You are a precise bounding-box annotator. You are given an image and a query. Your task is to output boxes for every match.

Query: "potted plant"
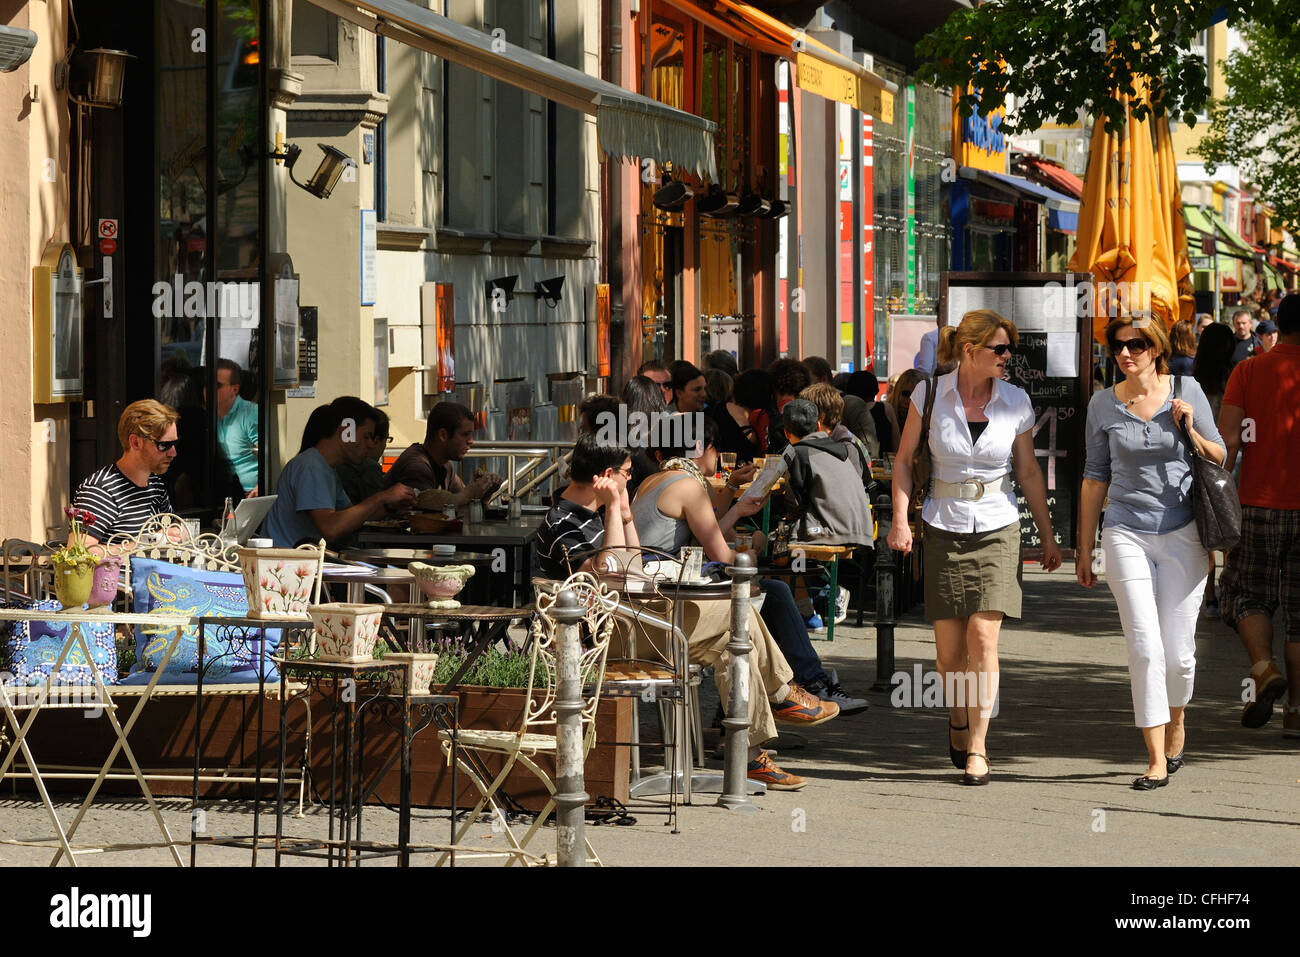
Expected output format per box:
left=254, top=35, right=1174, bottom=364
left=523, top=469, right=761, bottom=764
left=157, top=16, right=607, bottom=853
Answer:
left=51, top=507, right=98, bottom=610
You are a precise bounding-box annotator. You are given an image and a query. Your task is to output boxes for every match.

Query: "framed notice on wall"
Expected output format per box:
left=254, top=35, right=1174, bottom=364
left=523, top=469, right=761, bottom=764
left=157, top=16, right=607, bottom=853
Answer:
left=360, top=209, right=377, bottom=306
left=272, top=276, right=300, bottom=389
left=32, top=244, right=84, bottom=402
left=940, top=272, right=1093, bottom=556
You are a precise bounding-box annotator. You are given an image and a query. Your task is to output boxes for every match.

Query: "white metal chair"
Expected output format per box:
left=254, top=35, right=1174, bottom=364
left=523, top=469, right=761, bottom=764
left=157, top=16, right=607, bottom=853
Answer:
left=436, top=571, right=617, bottom=866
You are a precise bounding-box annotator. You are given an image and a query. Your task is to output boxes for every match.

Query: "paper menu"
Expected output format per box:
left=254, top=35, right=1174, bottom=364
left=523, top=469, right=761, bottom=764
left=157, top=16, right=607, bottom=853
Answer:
left=739, top=456, right=788, bottom=503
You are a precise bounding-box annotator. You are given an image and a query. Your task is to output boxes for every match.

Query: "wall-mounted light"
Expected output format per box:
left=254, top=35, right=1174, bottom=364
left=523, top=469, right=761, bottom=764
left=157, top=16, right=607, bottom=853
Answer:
left=485, top=275, right=518, bottom=311
left=70, top=48, right=135, bottom=109
left=0, top=25, right=37, bottom=73
left=534, top=276, right=565, bottom=308
left=653, top=177, right=693, bottom=211
left=269, top=135, right=356, bottom=200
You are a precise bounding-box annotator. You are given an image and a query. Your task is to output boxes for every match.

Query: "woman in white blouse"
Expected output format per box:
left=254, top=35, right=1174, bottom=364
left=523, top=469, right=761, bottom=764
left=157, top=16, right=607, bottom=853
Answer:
left=889, top=309, right=1062, bottom=785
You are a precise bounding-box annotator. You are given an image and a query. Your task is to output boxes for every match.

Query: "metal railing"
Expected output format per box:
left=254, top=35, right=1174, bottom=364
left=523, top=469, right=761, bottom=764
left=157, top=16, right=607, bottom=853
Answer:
left=387, top=441, right=574, bottom=507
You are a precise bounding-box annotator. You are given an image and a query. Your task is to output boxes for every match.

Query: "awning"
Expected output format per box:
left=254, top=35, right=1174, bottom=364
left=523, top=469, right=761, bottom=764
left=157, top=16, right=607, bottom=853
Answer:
left=659, top=0, right=897, bottom=121
left=960, top=168, right=1080, bottom=231
left=305, top=0, right=718, bottom=179
left=1271, top=255, right=1299, bottom=273
left=1018, top=157, right=1084, bottom=200
left=1183, top=205, right=1254, bottom=262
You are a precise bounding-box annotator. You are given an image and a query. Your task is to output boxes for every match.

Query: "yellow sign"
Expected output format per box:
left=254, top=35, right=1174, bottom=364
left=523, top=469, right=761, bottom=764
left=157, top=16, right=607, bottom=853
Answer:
left=952, top=88, right=1007, bottom=173
left=795, top=52, right=894, bottom=124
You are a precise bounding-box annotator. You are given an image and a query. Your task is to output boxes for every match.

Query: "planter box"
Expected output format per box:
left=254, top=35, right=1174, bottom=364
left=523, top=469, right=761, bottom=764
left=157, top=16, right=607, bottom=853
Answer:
left=11, top=684, right=632, bottom=811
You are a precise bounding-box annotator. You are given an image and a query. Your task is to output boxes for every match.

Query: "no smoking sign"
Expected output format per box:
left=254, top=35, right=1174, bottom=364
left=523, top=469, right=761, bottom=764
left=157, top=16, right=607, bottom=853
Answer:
left=98, top=218, right=118, bottom=239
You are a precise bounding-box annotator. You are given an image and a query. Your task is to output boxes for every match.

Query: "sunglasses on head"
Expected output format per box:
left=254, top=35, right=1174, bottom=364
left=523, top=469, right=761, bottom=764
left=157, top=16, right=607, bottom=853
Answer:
left=983, top=343, right=1015, bottom=356
left=1109, top=337, right=1151, bottom=356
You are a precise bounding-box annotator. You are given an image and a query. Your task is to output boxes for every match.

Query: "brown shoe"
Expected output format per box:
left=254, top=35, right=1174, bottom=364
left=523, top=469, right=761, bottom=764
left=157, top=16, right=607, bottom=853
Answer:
left=746, top=751, right=807, bottom=790
left=772, top=685, right=840, bottom=726
left=1242, top=663, right=1288, bottom=728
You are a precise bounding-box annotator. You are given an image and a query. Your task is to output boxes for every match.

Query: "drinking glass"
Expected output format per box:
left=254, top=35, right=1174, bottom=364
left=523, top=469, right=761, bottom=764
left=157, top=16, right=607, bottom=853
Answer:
left=720, top=452, right=737, bottom=474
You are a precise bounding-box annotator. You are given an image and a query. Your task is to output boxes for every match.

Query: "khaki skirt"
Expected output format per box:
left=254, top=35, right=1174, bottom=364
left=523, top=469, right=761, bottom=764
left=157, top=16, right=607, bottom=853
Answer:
left=923, top=520, right=1023, bottom=622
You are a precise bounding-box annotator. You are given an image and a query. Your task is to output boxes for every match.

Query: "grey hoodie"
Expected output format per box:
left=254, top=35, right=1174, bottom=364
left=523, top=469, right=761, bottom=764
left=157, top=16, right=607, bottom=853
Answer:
left=782, top=433, right=875, bottom=548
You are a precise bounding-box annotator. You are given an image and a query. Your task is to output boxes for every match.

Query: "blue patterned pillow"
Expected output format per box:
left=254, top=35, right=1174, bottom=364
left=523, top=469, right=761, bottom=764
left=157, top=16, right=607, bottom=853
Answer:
left=5, top=598, right=117, bottom=686
left=120, top=559, right=281, bottom=684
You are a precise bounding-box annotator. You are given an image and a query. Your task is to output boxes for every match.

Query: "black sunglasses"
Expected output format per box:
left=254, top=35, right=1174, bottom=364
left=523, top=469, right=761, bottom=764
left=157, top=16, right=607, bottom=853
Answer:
left=151, top=439, right=179, bottom=452
left=1110, top=337, right=1151, bottom=356
left=983, top=343, right=1015, bottom=356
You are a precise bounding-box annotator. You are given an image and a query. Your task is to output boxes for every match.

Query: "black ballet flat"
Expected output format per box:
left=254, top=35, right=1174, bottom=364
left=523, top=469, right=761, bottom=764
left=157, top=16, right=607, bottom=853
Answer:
left=1132, top=774, right=1169, bottom=791
left=961, top=752, right=990, bottom=786
left=1165, top=751, right=1185, bottom=775
left=948, top=719, right=969, bottom=771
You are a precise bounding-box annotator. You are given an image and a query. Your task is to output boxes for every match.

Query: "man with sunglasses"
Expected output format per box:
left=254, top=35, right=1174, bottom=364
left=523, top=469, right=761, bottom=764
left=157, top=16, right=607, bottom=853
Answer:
left=73, top=399, right=180, bottom=545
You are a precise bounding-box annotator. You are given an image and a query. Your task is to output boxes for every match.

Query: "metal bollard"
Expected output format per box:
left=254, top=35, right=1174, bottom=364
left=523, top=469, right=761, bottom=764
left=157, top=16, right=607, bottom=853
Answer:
left=872, top=526, right=898, bottom=693
left=718, top=551, right=758, bottom=812
left=552, top=589, right=589, bottom=866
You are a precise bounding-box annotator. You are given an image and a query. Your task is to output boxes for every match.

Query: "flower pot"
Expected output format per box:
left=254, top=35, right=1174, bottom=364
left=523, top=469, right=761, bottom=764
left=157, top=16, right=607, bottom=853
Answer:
left=86, top=556, right=122, bottom=609
left=53, top=561, right=95, bottom=610
left=308, top=603, right=385, bottom=662
left=237, top=547, right=322, bottom=618
left=384, top=652, right=439, bottom=696
left=409, top=562, right=475, bottom=609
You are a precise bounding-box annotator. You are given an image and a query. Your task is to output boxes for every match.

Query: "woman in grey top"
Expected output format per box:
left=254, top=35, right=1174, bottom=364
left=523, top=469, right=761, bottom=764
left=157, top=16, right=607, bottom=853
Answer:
left=1078, top=317, right=1225, bottom=791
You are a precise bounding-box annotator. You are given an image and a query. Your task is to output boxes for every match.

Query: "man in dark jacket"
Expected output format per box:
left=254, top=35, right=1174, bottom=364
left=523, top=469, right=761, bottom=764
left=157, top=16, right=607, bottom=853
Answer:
left=780, top=399, right=874, bottom=548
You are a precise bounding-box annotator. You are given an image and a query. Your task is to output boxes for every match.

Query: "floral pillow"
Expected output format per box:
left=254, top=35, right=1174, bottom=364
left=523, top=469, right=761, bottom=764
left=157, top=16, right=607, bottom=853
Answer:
left=4, top=598, right=117, bottom=686
left=120, top=559, right=281, bottom=685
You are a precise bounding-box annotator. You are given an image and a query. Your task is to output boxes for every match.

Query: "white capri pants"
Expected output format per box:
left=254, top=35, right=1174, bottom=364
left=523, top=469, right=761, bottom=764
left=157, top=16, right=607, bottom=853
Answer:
left=1102, top=521, right=1207, bottom=728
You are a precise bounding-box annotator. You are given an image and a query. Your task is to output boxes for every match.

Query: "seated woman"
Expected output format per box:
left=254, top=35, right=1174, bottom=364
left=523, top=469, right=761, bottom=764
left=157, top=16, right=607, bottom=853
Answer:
left=632, top=417, right=869, bottom=716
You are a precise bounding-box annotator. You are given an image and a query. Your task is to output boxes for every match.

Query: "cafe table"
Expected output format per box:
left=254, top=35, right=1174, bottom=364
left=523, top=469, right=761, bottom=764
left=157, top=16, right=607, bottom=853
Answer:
left=357, top=514, right=544, bottom=608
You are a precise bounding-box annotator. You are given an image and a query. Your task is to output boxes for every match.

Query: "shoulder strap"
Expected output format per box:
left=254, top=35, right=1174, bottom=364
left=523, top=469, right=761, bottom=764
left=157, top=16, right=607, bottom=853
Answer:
left=1172, top=375, right=1196, bottom=462
left=918, top=375, right=939, bottom=449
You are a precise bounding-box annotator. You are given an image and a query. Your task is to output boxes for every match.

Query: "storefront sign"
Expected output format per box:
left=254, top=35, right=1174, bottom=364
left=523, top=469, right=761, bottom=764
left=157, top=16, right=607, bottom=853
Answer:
left=795, top=52, right=894, bottom=123
left=953, top=87, right=1007, bottom=173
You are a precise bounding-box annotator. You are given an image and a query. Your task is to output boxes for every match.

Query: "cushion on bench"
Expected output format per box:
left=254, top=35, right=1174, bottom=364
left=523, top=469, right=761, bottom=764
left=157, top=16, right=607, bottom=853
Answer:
left=3, top=598, right=117, bottom=686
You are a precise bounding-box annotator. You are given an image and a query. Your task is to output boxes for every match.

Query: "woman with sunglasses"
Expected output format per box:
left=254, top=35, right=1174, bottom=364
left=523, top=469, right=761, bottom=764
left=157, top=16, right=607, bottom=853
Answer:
left=889, top=309, right=1062, bottom=785
left=1077, top=317, right=1225, bottom=790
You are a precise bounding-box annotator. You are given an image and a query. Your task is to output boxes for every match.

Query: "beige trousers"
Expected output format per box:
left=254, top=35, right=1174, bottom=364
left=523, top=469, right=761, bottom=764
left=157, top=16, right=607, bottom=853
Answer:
left=619, top=596, right=794, bottom=746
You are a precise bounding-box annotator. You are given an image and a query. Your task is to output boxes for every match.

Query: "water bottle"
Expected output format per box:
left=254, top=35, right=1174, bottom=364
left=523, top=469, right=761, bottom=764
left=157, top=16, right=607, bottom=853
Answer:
left=219, top=497, right=237, bottom=548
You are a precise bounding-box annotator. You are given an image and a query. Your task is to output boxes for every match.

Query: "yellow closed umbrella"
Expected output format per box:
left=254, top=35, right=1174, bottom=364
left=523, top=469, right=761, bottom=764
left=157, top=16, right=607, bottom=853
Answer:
left=1068, top=85, right=1172, bottom=342
left=1153, top=118, right=1196, bottom=323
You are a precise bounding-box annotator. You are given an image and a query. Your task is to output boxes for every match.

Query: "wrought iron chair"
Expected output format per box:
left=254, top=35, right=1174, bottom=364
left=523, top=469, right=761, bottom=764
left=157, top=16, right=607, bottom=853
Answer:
left=435, top=571, right=617, bottom=866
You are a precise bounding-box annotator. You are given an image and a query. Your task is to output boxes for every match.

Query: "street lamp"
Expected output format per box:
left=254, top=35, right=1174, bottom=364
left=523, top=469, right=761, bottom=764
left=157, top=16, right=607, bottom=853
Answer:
left=69, top=49, right=135, bottom=109
left=269, top=136, right=356, bottom=200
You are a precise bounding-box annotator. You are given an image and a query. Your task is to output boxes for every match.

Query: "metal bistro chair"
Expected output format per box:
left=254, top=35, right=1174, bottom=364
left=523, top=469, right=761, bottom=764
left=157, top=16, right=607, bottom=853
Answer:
left=435, top=572, right=617, bottom=866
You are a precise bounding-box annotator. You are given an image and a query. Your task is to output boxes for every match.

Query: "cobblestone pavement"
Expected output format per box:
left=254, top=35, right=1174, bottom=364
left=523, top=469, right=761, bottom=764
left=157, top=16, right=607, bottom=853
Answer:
left=1, top=567, right=1296, bottom=867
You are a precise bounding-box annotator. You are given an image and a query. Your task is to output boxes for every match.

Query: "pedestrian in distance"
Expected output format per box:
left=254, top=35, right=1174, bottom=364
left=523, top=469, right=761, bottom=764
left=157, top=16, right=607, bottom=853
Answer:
left=1077, top=317, right=1226, bottom=790
left=889, top=309, right=1062, bottom=786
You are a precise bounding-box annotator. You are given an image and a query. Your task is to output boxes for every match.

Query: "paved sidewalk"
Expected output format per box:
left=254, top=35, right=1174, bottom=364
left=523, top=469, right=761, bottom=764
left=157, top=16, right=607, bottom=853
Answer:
left=1, top=566, right=1296, bottom=867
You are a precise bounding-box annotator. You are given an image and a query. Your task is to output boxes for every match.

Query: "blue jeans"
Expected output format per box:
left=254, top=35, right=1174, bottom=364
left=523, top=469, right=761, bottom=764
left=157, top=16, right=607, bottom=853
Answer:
left=759, top=577, right=829, bottom=689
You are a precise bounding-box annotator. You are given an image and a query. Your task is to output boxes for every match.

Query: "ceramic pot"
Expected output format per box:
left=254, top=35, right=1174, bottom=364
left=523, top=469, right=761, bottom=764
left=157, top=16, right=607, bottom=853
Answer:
left=86, top=556, right=122, bottom=608
left=53, top=561, right=95, bottom=610
left=408, top=562, right=476, bottom=609
left=308, top=603, right=385, bottom=662
left=237, top=546, right=322, bottom=618
left=384, top=652, right=439, bottom=696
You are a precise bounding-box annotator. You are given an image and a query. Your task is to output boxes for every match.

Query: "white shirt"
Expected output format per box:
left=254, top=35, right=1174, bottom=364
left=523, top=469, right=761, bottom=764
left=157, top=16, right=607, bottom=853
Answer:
left=910, top=370, right=1035, bottom=533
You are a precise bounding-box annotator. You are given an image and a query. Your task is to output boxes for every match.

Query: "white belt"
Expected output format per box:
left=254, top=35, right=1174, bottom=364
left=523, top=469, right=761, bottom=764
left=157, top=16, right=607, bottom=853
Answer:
left=930, top=474, right=1014, bottom=501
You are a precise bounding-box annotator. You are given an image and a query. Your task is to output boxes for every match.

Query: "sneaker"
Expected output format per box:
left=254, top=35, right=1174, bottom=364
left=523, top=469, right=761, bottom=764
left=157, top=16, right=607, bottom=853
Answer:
left=746, top=751, right=806, bottom=790
left=772, top=685, right=840, bottom=726
left=1241, top=662, right=1288, bottom=728
left=807, top=669, right=869, bottom=715
left=1284, top=708, right=1300, bottom=740
left=804, top=612, right=825, bottom=633
left=833, top=587, right=850, bottom=625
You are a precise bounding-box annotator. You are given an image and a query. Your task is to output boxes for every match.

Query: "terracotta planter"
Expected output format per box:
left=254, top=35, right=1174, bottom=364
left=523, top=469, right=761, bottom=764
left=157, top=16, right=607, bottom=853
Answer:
left=308, top=603, right=384, bottom=662
left=408, top=561, right=475, bottom=609
left=86, top=556, right=122, bottom=609
left=237, top=546, right=322, bottom=618
left=384, top=652, right=439, bottom=696
left=53, top=562, right=95, bottom=610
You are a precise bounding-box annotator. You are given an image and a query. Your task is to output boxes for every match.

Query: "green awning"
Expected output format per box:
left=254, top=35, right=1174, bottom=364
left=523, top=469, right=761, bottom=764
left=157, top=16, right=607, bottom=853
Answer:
left=1183, top=205, right=1254, bottom=262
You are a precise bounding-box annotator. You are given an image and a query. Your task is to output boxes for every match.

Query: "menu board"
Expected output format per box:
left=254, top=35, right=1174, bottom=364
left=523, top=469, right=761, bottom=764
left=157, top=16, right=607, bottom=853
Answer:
left=940, top=272, right=1093, bottom=556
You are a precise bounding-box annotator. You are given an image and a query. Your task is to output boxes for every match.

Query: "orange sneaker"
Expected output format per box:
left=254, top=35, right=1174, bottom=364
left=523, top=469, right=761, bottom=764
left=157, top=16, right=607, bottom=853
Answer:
left=772, top=685, right=840, bottom=726
left=747, top=751, right=807, bottom=791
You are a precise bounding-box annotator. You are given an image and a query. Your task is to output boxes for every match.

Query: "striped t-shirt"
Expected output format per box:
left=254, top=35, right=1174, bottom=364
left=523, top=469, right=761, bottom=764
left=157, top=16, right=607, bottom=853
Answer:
left=536, top=499, right=606, bottom=579
left=72, top=464, right=173, bottom=542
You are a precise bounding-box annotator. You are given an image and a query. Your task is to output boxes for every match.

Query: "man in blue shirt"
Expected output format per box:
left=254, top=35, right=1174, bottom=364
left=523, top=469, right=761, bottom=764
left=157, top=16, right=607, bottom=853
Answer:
left=264, top=396, right=416, bottom=547
left=216, top=359, right=260, bottom=495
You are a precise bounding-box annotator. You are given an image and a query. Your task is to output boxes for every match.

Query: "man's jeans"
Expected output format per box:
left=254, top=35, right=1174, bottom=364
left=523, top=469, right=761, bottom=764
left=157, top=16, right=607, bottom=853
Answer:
left=759, top=577, right=829, bottom=689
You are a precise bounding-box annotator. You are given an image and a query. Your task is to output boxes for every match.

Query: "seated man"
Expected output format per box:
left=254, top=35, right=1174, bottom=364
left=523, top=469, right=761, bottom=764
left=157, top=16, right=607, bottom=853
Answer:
left=781, top=399, right=874, bottom=548
left=265, top=397, right=416, bottom=548
left=74, top=399, right=180, bottom=545
left=384, top=401, right=501, bottom=505
left=800, top=383, right=872, bottom=478
left=543, top=435, right=832, bottom=791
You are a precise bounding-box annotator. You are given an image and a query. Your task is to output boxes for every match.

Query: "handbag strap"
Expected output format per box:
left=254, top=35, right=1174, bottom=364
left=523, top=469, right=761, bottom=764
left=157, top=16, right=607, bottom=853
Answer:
left=918, top=373, right=939, bottom=456
left=1172, top=375, right=1198, bottom=463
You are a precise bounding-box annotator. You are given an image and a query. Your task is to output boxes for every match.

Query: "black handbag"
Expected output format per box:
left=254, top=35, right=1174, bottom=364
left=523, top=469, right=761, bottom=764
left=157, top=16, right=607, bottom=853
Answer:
left=1174, top=376, right=1241, bottom=552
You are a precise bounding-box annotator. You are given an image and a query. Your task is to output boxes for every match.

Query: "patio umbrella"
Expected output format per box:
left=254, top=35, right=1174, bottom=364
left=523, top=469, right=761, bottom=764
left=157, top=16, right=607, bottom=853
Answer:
left=1153, top=119, right=1196, bottom=323
left=1068, top=84, right=1173, bottom=342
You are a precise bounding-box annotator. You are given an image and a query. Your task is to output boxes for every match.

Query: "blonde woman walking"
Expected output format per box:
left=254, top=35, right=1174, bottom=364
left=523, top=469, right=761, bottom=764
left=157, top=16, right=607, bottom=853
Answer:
left=889, top=310, right=1062, bottom=785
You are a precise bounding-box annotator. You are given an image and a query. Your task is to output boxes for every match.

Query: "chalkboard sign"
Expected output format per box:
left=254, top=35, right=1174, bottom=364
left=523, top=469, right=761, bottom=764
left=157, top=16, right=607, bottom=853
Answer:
left=939, top=272, right=1093, bottom=556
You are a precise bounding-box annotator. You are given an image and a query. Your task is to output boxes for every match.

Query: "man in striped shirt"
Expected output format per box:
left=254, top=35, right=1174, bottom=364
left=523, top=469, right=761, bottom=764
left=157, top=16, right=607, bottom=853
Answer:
left=536, top=435, right=640, bottom=578
left=73, top=399, right=179, bottom=545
